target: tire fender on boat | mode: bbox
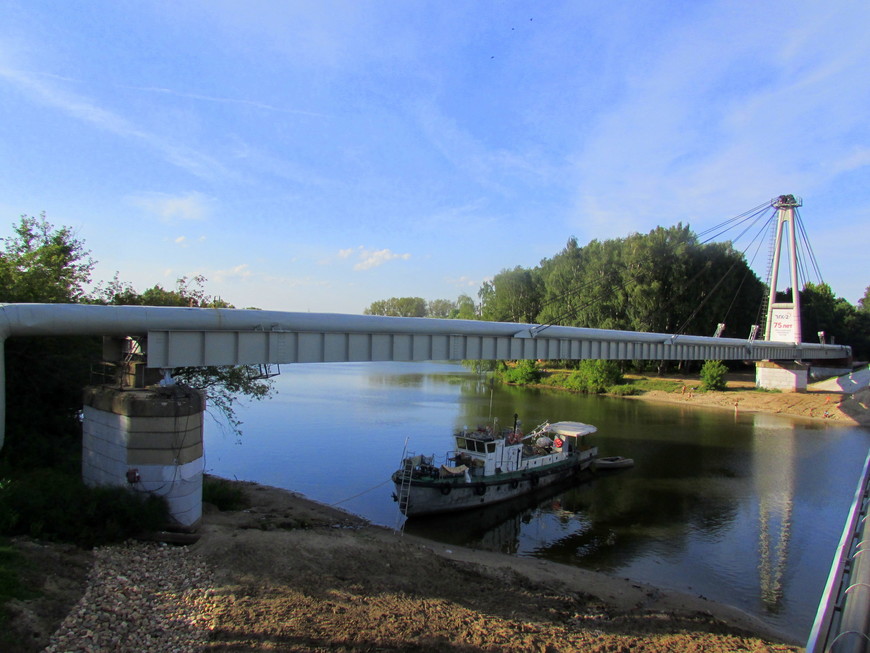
[509,479,519,489]
[474,483,487,496]
[440,484,452,495]
[529,474,539,487]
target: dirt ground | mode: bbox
[9,481,801,653]
[624,372,870,426]
[189,483,801,652]
[8,376,869,652]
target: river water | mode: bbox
[202,361,870,641]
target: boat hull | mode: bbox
[394,454,594,517]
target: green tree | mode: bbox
[800,282,870,359]
[0,213,94,303]
[497,359,540,384]
[564,360,624,394]
[479,266,542,323]
[97,275,274,434]
[426,298,456,318]
[455,293,477,319]
[0,215,99,468]
[364,297,427,317]
[700,360,729,391]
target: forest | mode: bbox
[365,224,870,361]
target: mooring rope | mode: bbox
[330,478,392,506]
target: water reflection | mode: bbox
[753,418,796,613]
[204,361,870,640]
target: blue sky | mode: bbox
[1,1,868,314]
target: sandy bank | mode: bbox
[12,479,801,652]
[618,374,870,427]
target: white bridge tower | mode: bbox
[756,194,808,391]
[764,194,803,343]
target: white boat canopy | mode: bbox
[547,421,598,437]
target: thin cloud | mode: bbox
[0,66,229,181]
[335,246,412,271]
[124,84,328,118]
[129,192,212,222]
[212,264,253,283]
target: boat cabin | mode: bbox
[453,421,596,477]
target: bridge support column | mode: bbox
[755,361,809,392]
[81,385,205,530]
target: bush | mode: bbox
[498,359,541,384]
[608,383,640,396]
[700,360,729,392]
[0,469,169,548]
[563,360,624,394]
[203,475,249,511]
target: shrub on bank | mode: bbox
[0,469,169,548]
[608,383,640,396]
[563,360,624,394]
[498,359,541,384]
[203,475,249,511]
[700,360,729,392]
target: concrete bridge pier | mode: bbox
[755,361,809,392]
[81,384,205,530]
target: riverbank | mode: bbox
[615,372,870,426]
[13,480,800,652]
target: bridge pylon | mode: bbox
[764,194,803,344]
[757,195,808,392]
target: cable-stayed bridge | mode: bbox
[0,301,851,445]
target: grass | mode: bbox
[203,475,249,511]
[0,537,39,636]
[616,377,687,393]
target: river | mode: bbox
[202,361,870,641]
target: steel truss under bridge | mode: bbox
[0,303,852,448]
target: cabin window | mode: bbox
[474,441,485,453]
[486,442,496,453]
[456,437,467,450]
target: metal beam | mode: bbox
[0,303,853,451]
[146,327,848,367]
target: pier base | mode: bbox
[81,385,205,530]
[755,361,809,392]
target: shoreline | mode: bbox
[621,385,870,426]
[14,383,866,651]
[17,479,802,652]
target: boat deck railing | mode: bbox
[807,449,870,653]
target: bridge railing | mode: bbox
[807,450,870,653]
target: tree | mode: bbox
[800,282,870,359]
[700,360,729,391]
[479,266,542,323]
[426,298,456,319]
[364,297,427,317]
[455,294,477,319]
[0,213,94,303]
[0,215,99,468]
[564,360,624,393]
[97,275,274,434]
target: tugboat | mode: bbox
[392,418,597,517]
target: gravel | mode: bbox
[44,541,216,653]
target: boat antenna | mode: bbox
[513,413,519,434]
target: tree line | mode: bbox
[365,223,870,360]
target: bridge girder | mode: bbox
[0,303,853,450]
